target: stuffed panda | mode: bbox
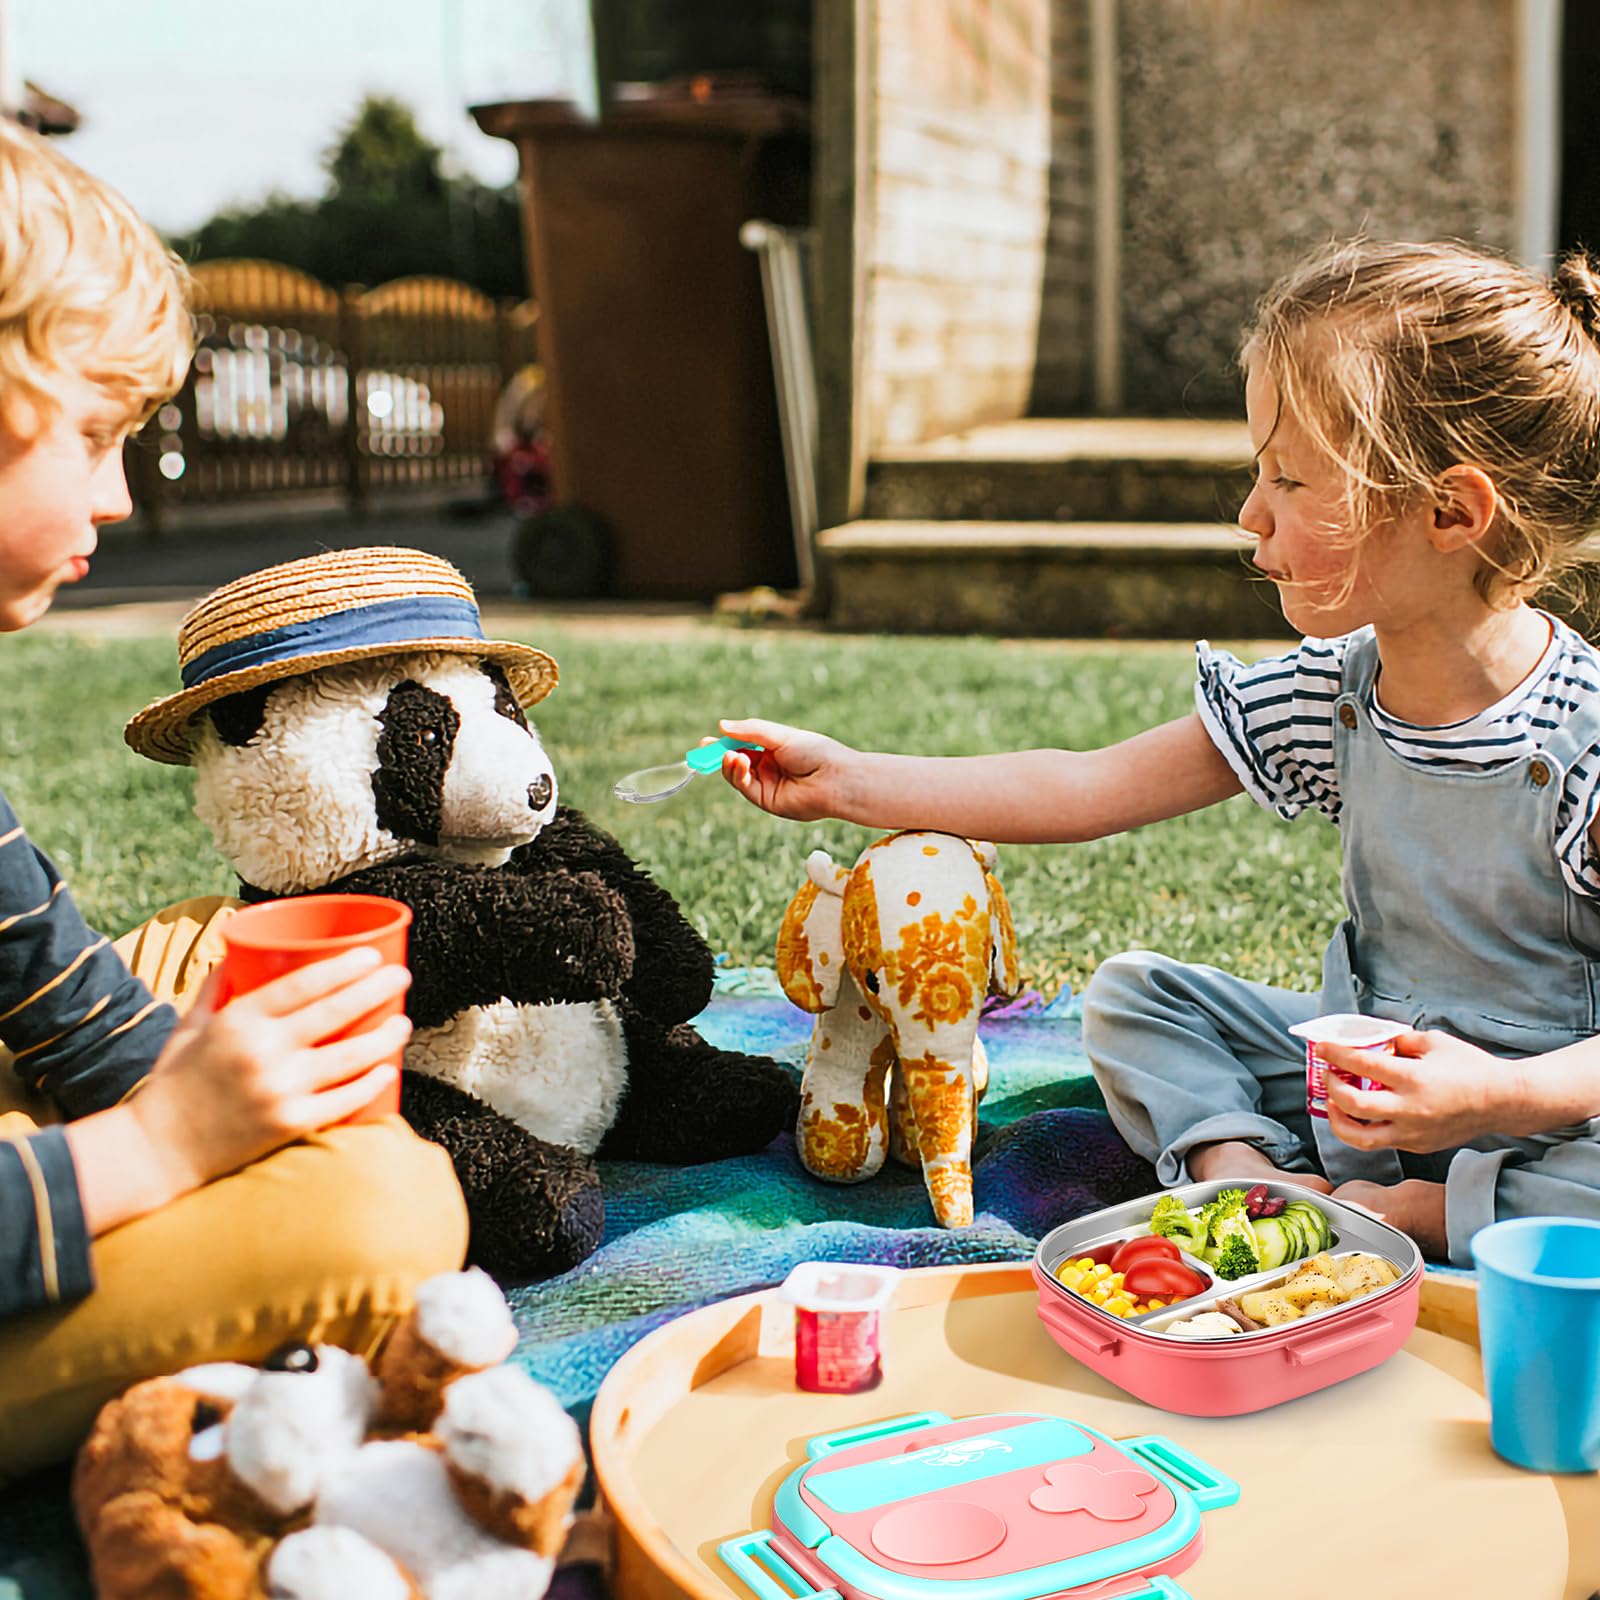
[123,549,800,1282]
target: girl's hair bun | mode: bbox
[1553,252,1600,341]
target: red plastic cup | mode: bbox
[216,894,412,1122]
[1288,1013,1408,1119]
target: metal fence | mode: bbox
[127,260,537,528]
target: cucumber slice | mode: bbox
[1253,1215,1291,1272]
[1286,1201,1330,1252]
[1278,1211,1307,1261]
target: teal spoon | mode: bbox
[612,736,764,804]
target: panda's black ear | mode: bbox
[206,682,277,747]
[482,661,529,729]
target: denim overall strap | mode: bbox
[1315,627,1600,1185]
[1316,632,1405,1182]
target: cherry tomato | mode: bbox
[1109,1236,1183,1274]
[1120,1259,1209,1301]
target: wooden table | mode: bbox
[589,1264,1600,1600]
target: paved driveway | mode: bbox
[42,504,797,642]
[60,506,525,611]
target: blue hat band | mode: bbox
[181,596,487,690]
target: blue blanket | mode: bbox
[505,980,1153,1428]
[1,979,1153,1597]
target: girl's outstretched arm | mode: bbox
[717,712,1242,844]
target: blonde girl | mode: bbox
[721,238,1600,1262]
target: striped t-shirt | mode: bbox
[0,787,176,1321]
[1195,614,1600,901]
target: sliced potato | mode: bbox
[1333,1255,1399,1298]
[1249,1292,1304,1326]
[1234,1288,1278,1323]
[1279,1271,1343,1309]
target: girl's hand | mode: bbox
[1322,1030,1523,1153]
[1330,1178,1448,1256]
[130,948,412,1195]
[716,717,855,822]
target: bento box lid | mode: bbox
[765,1411,1238,1598]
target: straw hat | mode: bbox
[124,547,559,765]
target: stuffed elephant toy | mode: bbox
[776,830,1020,1227]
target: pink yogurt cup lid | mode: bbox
[1288,1013,1410,1049]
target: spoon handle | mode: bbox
[683,736,764,774]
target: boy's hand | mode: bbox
[716,718,853,822]
[1323,1030,1525,1152]
[130,948,412,1196]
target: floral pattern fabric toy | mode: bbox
[776,831,1019,1227]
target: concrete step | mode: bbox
[819,520,1293,638]
[864,418,1254,524]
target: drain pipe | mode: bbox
[742,219,819,595]
[1090,0,1123,414]
[1515,0,1561,270]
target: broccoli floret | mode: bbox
[1199,1187,1250,1229]
[1211,1233,1261,1280]
[1147,1195,1208,1254]
[1202,1209,1260,1269]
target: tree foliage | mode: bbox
[169,96,527,299]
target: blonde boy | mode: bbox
[0,122,466,1482]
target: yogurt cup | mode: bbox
[1288,1013,1409,1119]
[780,1262,901,1394]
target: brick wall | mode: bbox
[1114,0,1519,415]
[862,0,1053,449]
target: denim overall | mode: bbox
[1085,628,1600,1264]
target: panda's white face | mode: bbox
[190,653,559,894]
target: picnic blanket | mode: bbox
[0,974,1154,1599]
[502,973,1152,1428]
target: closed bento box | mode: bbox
[720,1409,1240,1600]
[1032,1180,1424,1416]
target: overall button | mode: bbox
[1338,704,1359,729]
[1530,760,1551,788]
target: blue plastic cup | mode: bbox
[1471,1216,1600,1473]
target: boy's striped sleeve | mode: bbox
[0,1125,93,1317]
[0,792,176,1116]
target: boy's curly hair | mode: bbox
[1241,238,1600,607]
[0,120,191,431]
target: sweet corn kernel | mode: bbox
[1103,1295,1135,1317]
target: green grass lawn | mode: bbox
[0,626,1344,1000]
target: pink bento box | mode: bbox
[1031,1180,1423,1416]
